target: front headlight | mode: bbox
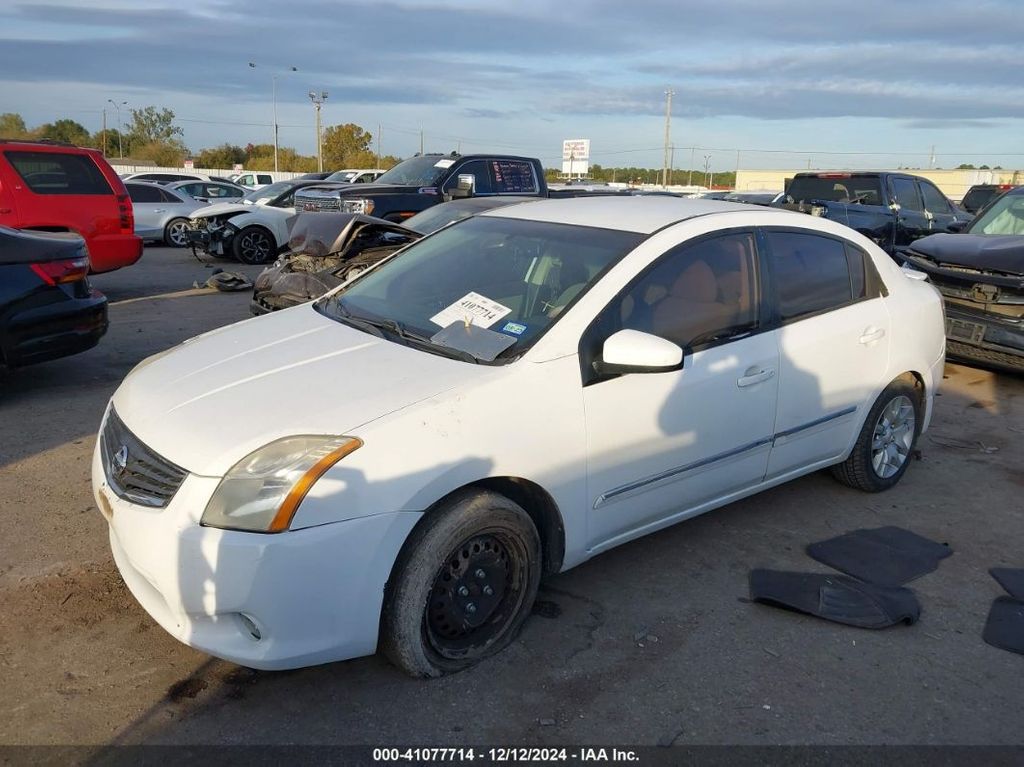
[201,436,362,533]
[341,198,374,215]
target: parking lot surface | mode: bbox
[1,246,1022,746]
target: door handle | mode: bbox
[859,327,886,344]
[737,367,775,388]
[152,208,166,213]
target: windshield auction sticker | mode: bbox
[430,292,512,329]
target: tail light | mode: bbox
[30,256,90,285]
[116,193,134,233]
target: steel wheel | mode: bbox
[870,394,916,479]
[163,218,190,247]
[233,226,275,264]
[381,490,541,677]
[426,532,526,658]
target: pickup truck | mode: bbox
[292,153,552,222]
[774,171,969,255]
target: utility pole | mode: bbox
[419,130,424,154]
[662,88,674,187]
[669,144,675,186]
[308,91,328,172]
[929,145,936,169]
[377,123,381,167]
[248,62,297,173]
[688,146,695,186]
[703,154,712,187]
[101,108,107,157]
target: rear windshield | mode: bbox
[4,150,113,195]
[786,176,883,206]
[961,187,1000,213]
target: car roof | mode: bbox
[481,195,785,234]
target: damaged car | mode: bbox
[899,185,1024,372]
[251,197,534,315]
[250,213,421,315]
[187,180,327,264]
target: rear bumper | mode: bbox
[88,234,143,274]
[3,290,108,367]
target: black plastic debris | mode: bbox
[990,568,1024,602]
[982,597,1024,656]
[749,569,921,629]
[807,526,952,587]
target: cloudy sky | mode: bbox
[1,0,1022,171]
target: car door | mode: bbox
[890,176,929,246]
[581,230,779,549]
[919,179,964,232]
[125,183,165,237]
[763,228,891,480]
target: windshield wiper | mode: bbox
[328,302,478,363]
[327,298,384,338]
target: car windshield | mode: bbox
[326,171,359,182]
[315,216,642,362]
[967,191,1024,235]
[242,182,291,205]
[374,156,452,187]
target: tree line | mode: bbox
[0,110,401,171]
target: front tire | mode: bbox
[381,490,541,678]
[232,226,276,264]
[163,217,190,247]
[831,378,921,492]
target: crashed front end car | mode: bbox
[250,212,420,315]
[187,202,294,264]
[900,233,1024,372]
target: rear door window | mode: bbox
[765,230,854,321]
[891,178,923,211]
[4,151,113,195]
[126,183,163,203]
[920,181,950,214]
[257,174,273,184]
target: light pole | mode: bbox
[249,62,297,173]
[703,154,712,188]
[107,99,127,160]
[662,88,674,187]
[308,91,328,172]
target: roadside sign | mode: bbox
[562,139,590,176]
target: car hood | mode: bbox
[908,233,1024,276]
[189,202,253,219]
[111,305,486,476]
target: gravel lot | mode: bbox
[1,245,1021,747]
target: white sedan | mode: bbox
[93,197,945,676]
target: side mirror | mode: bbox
[448,174,476,200]
[947,220,966,233]
[593,329,684,375]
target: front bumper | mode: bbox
[92,433,419,670]
[944,302,1024,369]
[188,225,234,257]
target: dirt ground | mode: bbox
[1,247,1021,748]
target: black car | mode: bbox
[959,184,1017,216]
[0,227,108,368]
[898,187,1024,373]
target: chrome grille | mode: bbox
[100,408,187,508]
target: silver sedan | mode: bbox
[125,182,207,247]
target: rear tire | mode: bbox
[232,226,276,264]
[380,490,541,678]
[163,218,191,248]
[831,378,922,492]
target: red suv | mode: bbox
[0,139,142,273]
